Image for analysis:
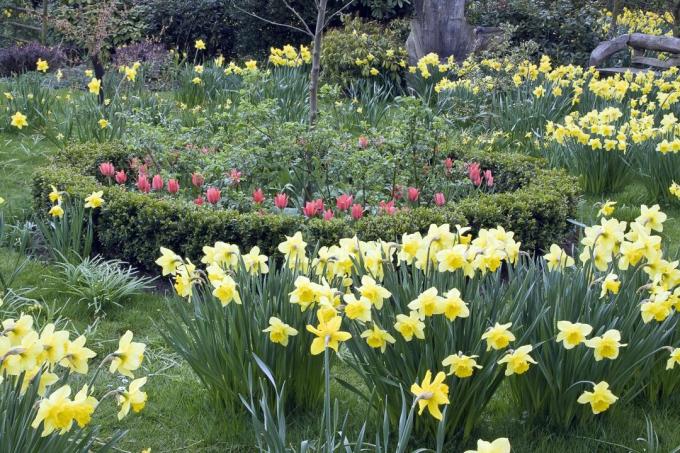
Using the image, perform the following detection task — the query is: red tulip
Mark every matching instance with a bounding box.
[407,187,420,202]
[484,169,494,187]
[358,135,369,149]
[168,178,180,194]
[137,175,151,193]
[323,209,334,221]
[206,187,221,205]
[252,188,265,204]
[152,174,164,191]
[191,172,205,188]
[434,192,446,206]
[350,203,364,220]
[274,193,288,210]
[379,200,396,216]
[302,201,318,218]
[336,194,353,211]
[99,162,115,178]
[194,196,204,206]
[114,170,127,185]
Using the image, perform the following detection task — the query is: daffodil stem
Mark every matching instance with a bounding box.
[323,336,332,453]
[88,353,115,388]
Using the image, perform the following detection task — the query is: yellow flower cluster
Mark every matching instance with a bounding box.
[546,205,680,326]
[409,52,453,79]
[0,314,147,436]
[269,44,311,67]
[615,8,674,36]
[118,61,141,82]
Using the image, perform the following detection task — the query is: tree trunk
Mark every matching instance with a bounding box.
[672,1,680,38]
[406,0,500,64]
[308,0,327,125]
[90,53,105,105]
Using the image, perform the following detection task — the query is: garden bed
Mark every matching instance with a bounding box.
[33,141,579,270]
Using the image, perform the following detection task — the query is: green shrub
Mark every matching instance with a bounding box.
[321,16,409,89]
[32,142,579,270]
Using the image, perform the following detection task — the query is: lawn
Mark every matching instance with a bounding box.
[2,131,679,452]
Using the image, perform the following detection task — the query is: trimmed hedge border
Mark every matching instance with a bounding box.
[33,143,580,270]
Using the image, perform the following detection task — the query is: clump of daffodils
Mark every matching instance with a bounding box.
[0,314,148,437]
[269,44,311,67]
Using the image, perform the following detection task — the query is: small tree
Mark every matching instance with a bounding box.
[233,0,355,125]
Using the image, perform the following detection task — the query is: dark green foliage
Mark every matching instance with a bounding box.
[469,0,603,65]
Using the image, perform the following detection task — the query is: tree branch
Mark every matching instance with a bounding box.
[282,0,314,37]
[231,2,314,37]
[324,0,356,28]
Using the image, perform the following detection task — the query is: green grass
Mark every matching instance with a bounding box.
[2,131,680,451]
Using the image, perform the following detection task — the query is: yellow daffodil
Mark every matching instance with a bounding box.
[497,345,537,376]
[263,317,298,346]
[442,353,482,378]
[10,111,28,129]
[357,275,391,309]
[667,347,680,369]
[556,321,592,349]
[36,58,49,72]
[60,335,97,374]
[464,437,511,453]
[98,118,108,129]
[481,322,515,351]
[440,288,469,321]
[410,370,450,420]
[109,330,145,378]
[306,315,352,355]
[577,381,618,414]
[117,377,148,420]
[212,275,241,306]
[394,311,426,341]
[544,244,575,271]
[87,77,101,95]
[84,191,104,209]
[600,273,621,298]
[48,204,64,218]
[155,247,181,276]
[585,329,627,361]
[360,325,395,352]
[195,39,206,50]
[598,200,616,217]
[408,287,444,317]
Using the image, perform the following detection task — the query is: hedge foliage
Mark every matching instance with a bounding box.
[33,142,579,270]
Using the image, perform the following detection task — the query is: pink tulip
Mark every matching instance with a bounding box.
[229,168,242,185]
[358,135,369,149]
[336,194,353,211]
[168,179,180,194]
[114,170,127,185]
[137,175,151,193]
[302,201,319,218]
[351,203,364,220]
[206,187,221,205]
[314,198,324,212]
[484,169,494,187]
[194,196,204,206]
[252,188,265,205]
[274,193,288,210]
[379,200,396,216]
[468,162,482,187]
[323,209,334,221]
[434,192,446,206]
[152,174,164,191]
[191,172,205,188]
[99,162,115,178]
[407,187,420,202]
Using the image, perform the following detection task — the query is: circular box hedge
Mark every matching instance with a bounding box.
[32,142,580,270]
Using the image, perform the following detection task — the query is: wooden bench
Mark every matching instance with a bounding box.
[589,32,680,75]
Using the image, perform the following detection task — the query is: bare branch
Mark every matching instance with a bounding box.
[282,0,314,36]
[324,0,357,28]
[231,2,314,37]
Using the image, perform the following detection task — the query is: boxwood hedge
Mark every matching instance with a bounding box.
[33,142,580,270]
